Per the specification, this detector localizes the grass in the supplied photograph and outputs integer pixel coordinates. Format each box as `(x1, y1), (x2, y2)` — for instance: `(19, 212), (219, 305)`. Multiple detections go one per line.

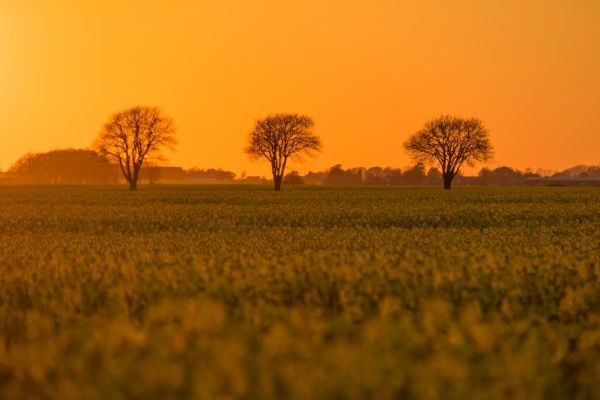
(1, 185), (599, 399)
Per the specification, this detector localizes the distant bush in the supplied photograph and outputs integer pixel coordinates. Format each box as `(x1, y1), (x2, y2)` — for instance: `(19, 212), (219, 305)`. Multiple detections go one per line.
(282, 170), (304, 185)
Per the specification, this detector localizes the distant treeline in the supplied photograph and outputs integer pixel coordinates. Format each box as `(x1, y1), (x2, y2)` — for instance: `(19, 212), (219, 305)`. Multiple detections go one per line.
(291, 164), (600, 186)
(1, 148), (599, 186)
(3, 149), (120, 184)
(0, 149), (236, 185)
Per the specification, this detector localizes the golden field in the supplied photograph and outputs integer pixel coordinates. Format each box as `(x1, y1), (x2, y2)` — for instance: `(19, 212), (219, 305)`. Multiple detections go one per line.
(0, 185), (599, 399)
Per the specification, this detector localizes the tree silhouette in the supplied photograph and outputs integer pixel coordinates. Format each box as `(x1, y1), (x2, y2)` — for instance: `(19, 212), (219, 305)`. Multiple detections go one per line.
(245, 113), (322, 191)
(404, 115), (493, 190)
(94, 106), (177, 191)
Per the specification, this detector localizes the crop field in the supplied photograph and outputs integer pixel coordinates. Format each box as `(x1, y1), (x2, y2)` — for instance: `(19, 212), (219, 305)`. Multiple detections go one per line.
(0, 185), (599, 399)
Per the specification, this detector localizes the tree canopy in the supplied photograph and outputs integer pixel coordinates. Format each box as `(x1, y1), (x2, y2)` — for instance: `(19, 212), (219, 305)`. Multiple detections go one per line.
(404, 115), (493, 189)
(94, 106), (177, 191)
(245, 113), (322, 191)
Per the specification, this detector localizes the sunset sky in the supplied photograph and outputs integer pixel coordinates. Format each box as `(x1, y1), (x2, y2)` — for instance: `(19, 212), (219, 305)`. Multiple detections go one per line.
(1, 0), (599, 176)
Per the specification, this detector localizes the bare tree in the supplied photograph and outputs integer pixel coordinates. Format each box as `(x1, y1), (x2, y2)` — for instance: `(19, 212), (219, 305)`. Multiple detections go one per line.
(245, 113), (322, 191)
(94, 106), (177, 191)
(404, 115), (493, 190)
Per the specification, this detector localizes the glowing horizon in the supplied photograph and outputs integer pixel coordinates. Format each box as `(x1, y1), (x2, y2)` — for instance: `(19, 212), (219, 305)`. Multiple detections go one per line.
(1, 0), (599, 176)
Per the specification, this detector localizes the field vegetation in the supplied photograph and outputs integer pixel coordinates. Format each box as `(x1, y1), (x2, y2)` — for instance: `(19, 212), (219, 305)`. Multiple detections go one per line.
(0, 185), (599, 399)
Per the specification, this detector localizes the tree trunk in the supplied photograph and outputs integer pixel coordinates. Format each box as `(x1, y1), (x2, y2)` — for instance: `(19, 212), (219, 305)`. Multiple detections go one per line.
(129, 179), (138, 191)
(443, 173), (453, 190)
(274, 175), (282, 191)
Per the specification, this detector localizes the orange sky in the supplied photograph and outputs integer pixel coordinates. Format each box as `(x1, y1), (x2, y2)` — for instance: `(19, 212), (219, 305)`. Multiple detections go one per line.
(1, 0), (599, 176)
